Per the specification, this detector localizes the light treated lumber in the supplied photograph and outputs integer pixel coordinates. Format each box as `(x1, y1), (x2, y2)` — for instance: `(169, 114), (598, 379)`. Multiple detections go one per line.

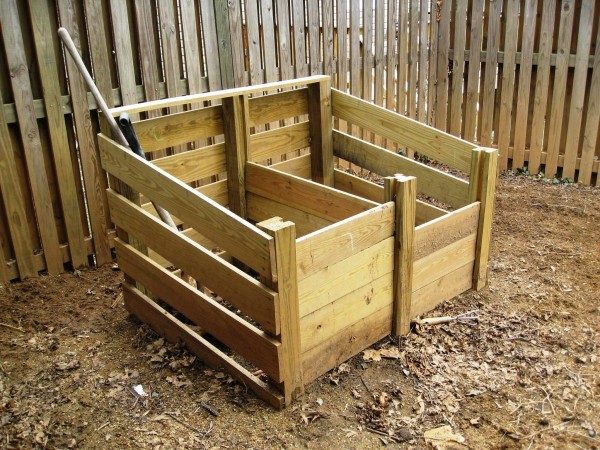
(300, 272), (393, 353)
(417, 0), (429, 123)
(110, 76), (328, 116)
(247, 194), (333, 238)
(463, 0), (484, 141)
(562, 0), (595, 180)
(30, 0), (88, 269)
(307, 0), (320, 75)
(246, 162), (377, 222)
(385, 176), (416, 336)
(333, 130), (470, 208)
(296, 202), (395, 281)
(84, 0), (114, 107)
(108, 189), (279, 335)
(198, 0), (222, 91)
(411, 262), (474, 319)
(336, 0), (348, 91)
(2, 0), (63, 275)
(322, 0), (334, 77)
(151, 143), (226, 183)
(269, 154), (312, 179)
(302, 305), (392, 384)
(227, 0), (247, 87)
(470, 148), (498, 290)
(133, 106), (224, 153)
(259, 0), (279, 84)
(257, 219), (303, 405)
(110, 0), (139, 113)
(275, 1), (293, 84)
(308, 79), (334, 186)
(298, 237), (394, 318)
(434, 0), (451, 129)
(122, 283), (283, 409)
(479, 0), (501, 146)
(449, 0), (467, 136)
(99, 135), (275, 279)
(407, 0), (418, 123)
(116, 239), (281, 380)
(413, 233), (477, 292)
(414, 202), (480, 260)
(385, 0), (397, 116)
(332, 90), (473, 173)
(291, 1), (307, 77)
(245, 0), (264, 85)
(249, 122), (310, 162)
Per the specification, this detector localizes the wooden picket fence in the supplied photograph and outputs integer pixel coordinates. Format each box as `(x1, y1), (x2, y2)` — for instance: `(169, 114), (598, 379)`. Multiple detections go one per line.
(0, 0), (598, 281)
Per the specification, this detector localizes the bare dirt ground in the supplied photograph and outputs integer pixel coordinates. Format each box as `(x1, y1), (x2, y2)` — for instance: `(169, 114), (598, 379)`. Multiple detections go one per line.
(1, 173), (598, 449)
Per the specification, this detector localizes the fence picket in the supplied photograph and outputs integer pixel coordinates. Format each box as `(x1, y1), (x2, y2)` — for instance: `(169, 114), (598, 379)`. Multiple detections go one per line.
(450, 0), (468, 137)
(480, 0), (501, 147)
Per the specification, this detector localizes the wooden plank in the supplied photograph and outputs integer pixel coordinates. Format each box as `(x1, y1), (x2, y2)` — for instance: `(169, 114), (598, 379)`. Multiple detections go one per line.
(257, 219), (303, 405)
(434, 0), (451, 129)
(2, 0), (62, 274)
(269, 153), (312, 178)
(122, 284), (283, 408)
(479, 0), (501, 146)
(308, 79), (334, 185)
(307, 0), (321, 75)
(298, 237), (394, 318)
(333, 130), (470, 208)
(59, 0), (113, 266)
(260, 0), (279, 84)
(222, 95), (249, 218)
(291, 1), (307, 77)
(332, 90), (474, 173)
(386, 0), (397, 114)
(83, 0), (114, 107)
(110, 0), (139, 111)
(108, 189), (279, 334)
(407, 0), (419, 122)
(245, 0), (264, 85)
(117, 239), (281, 377)
(385, 175), (415, 336)
(374, 0), (385, 114)
(512, 0), (538, 170)
(417, 0), (429, 123)
(463, 0), (484, 141)
(249, 122), (310, 162)
(276, 1), (293, 82)
(152, 143), (226, 183)
(450, 0), (468, 136)
(0, 92), (36, 278)
(528, 0), (556, 174)
(578, 21), (600, 184)
(227, 0), (246, 87)
(362, 0), (374, 110)
(413, 233), (477, 291)
(562, 0), (594, 180)
(349, 0), (361, 109)
(544, 0), (575, 178)
(247, 193), (333, 237)
(295, 202), (395, 280)
(198, 0), (222, 91)
(134, 0), (162, 108)
(29, 0), (88, 268)
(300, 272), (393, 353)
(426, 0), (438, 126)
(248, 88), (309, 127)
(246, 162), (377, 222)
(410, 261), (474, 318)
(99, 135), (276, 278)
(302, 305), (392, 384)
(414, 202), (480, 260)
(322, 0), (334, 77)
(133, 105), (223, 153)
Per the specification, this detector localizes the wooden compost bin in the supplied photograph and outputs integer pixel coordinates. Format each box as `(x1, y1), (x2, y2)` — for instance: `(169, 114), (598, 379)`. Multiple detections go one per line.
(98, 75), (497, 409)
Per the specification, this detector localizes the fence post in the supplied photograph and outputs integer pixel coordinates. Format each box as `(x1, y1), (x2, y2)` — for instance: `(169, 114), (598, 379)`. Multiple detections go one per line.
(469, 148), (498, 291)
(307, 78), (334, 186)
(385, 174), (416, 336)
(257, 218), (303, 406)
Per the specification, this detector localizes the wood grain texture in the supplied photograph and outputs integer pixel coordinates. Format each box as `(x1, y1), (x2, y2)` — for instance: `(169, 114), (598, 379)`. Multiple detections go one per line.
(248, 88), (309, 127)
(434, 0), (451, 129)
(152, 143), (226, 183)
(249, 122), (310, 162)
(449, 0), (467, 136)
(269, 154), (312, 178)
(222, 95), (249, 217)
(479, 0), (501, 146)
(308, 79), (334, 185)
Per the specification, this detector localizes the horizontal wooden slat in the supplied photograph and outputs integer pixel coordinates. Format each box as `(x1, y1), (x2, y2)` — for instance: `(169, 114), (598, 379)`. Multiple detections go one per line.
(249, 121), (310, 161)
(122, 284), (283, 409)
(413, 233), (477, 291)
(411, 261), (474, 318)
(246, 162), (377, 222)
(117, 240), (282, 381)
(298, 237), (394, 317)
(99, 135), (275, 279)
(296, 202), (395, 280)
(107, 189), (279, 334)
(248, 88), (309, 126)
(110, 75), (329, 116)
(333, 130), (470, 208)
(247, 193), (333, 237)
(302, 304), (392, 384)
(300, 272), (393, 353)
(152, 143), (226, 183)
(332, 90), (473, 173)
(333, 169), (447, 225)
(269, 153), (312, 178)
(414, 202), (480, 260)
(133, 105), (223, 152)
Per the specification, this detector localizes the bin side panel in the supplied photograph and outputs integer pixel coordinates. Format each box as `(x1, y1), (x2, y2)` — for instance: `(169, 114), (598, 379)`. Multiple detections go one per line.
(152, 143), (226, 184)
(249, 122), (310, 162)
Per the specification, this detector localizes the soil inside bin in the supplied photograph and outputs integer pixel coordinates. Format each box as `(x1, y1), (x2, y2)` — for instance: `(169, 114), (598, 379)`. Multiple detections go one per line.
(1, 173), (598, 449)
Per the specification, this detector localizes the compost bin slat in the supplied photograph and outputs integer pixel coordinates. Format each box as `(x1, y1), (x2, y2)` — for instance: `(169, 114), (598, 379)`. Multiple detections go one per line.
(152, 143), (226, 183)
(249, 123), (310, 162)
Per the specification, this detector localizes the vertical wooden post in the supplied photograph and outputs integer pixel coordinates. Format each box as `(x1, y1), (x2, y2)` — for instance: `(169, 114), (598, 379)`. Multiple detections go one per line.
(385, 174), (416, 336)
(469, 148), (498, 290)
(307, 78), (334, 186)
(257, 218), (303, 406)
(222, 95), (250, 219)
(212, 0), (235, 89)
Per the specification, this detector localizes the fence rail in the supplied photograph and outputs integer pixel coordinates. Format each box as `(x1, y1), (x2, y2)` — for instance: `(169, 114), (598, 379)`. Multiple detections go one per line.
(0, 0), (598, 281)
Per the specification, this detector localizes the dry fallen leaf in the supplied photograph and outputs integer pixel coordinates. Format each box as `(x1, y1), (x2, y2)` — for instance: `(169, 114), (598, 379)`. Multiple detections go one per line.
(424, 425), (467, 449)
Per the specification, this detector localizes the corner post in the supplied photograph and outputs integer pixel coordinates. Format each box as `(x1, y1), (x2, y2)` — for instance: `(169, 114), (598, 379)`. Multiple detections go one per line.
(222, 94), (250, 219)
(257, 218), (303, 406)
(307, 78), (334, 186)
(470, 148), (498, 290)
(385, 174), (416, 336)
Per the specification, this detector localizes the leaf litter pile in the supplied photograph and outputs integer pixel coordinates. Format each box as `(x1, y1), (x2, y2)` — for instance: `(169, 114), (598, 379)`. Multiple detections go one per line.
(0, 174), (598, 449)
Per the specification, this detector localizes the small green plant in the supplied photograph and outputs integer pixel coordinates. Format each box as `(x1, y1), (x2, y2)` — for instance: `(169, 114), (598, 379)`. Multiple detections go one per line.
(562, 177), (574, 184)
